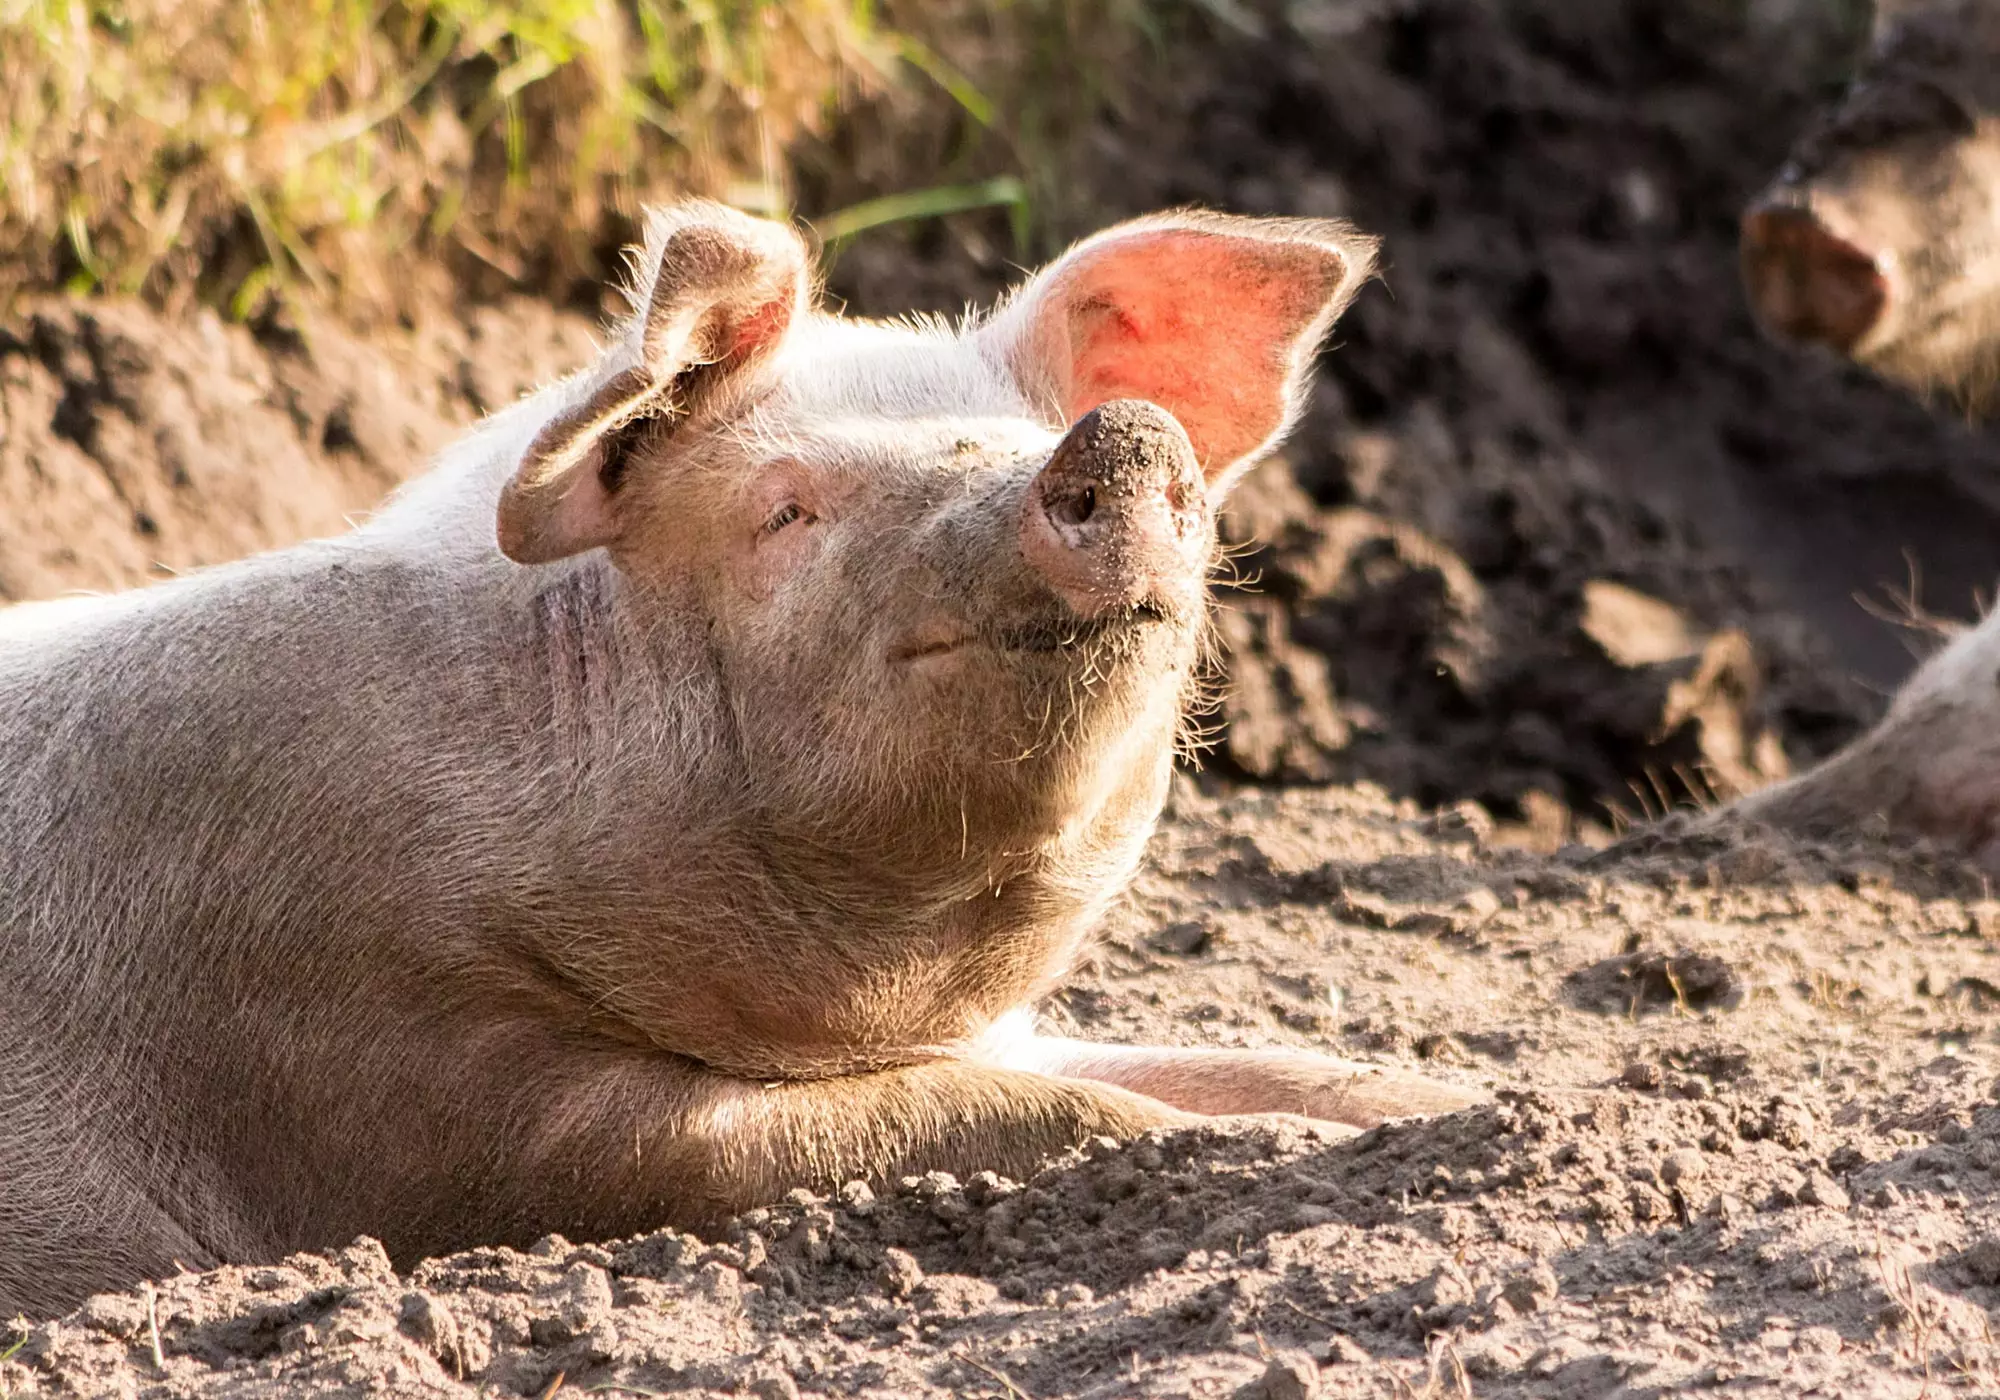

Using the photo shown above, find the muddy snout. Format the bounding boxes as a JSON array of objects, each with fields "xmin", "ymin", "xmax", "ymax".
[
  {"xmin": 1740, "ymin": 196, "xmax": 1893, "ymax": 355},
  {"xmin": 1019, "ymin": 400, "xmax": 1210, "ymax": 618}
]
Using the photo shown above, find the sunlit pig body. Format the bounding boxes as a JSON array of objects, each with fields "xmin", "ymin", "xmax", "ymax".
[{"xmin": 0, "ymin": 203, "xmax": 1475, "ymax": 1320}]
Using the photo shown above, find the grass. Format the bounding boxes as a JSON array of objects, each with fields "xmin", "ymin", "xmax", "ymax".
[{"xmin": 0, "ymin": 0, "xmax": 1165, "ymax": 322}]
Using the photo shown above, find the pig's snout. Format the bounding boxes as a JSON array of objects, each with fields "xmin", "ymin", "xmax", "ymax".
[
  {"xmin": 1740, "ymin": 199, "xmax": 1893, "ymax": 354},
  {"xmin": 1020, "ymin": 400, "xmax": 1209, "ymax": 618}
]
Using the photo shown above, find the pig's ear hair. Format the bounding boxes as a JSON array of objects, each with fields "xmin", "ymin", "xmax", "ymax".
[
  {"xmin": 981, "ymin": 211, "xmax": 1377, "ymax": 495},
  {"xmin": 497, "ymin": 202, "xmax": 810, "ymax": 564}
]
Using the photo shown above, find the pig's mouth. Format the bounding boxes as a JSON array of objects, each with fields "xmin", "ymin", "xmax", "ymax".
[{"xmin": 891, "ymin": 600, "xmax": 1177, "ymax": 666}]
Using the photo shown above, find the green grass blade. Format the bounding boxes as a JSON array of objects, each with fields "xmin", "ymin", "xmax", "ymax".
[{"xmin": 809, "ymin": 175, "xmax": 1028, "ymax": 246}]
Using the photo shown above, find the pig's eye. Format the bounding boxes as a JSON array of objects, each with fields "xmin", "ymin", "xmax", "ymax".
[{"xmin": 762, "ymin": 502, "xmax": 812, "ymax": 535}]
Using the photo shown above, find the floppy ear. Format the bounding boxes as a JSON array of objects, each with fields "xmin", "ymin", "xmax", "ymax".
[
  {"xmin": 496, "ymin": 202, "xmax": 810, "ymax": 564},
  {"xmin": 980, "ymin": 212, "xmax": 1376, "ymax": 494}
]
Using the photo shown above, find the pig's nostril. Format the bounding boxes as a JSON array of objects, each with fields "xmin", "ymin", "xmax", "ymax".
[
  {"xmin": 1741, "ymin": 205, "xmax": 1890, "ymax": 352},
  {"xmin": 1051, "ymin": 484, "xmax": 1096, "ymax": 528}
]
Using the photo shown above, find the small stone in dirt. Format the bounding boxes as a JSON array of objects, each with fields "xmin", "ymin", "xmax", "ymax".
[
  {"xmin": 747, "ymin": 1372, "xmax": 801, "ymax": 1400},
  {"xmin": 398, "ymin": 1290, "xmax": 460, "ymax": 1363},
  {"xmin": 1581, "ymin": 579, "xmax": 1698, "ymax": 667},
  {"xmin": 698, "ymin": 1262, "xmax": 743, "ymax": 1306},
  {"xmin": 1659, "ymin": 1149, "xmax": 1705, "ymax": 1187},
  {"xmin": 1236, "ymin": 1350, "xmax": 1320, "ymax": 1400},
  {"xmin": 1456, "ymin": 886, "xmax": 1502, "ymax": 919},
  {"xmin": 529, "ymin": 1263, "xmax": 617, "ymax": 1353},
  {"xmin": 1765, "ymin": 1164, "xmax": 1808, "ymax": 1209},
  {"xmin": 1502, "ymin": 1262, "xmax": 1561, "ymax": 1314},
  {"xmin": 1952, "ymin": 1238, "xmax": 2000, "ymax": 1285},
  {"xmin": 876, "ymin": 1248, "xmax": 924, "ymax": 1298},
  {"xmin": 1426, "ymin": 802, "xmax": 1494, "ymax": 844},
  {"xmin": 1620, "ymin": 1062, "xmax": 1663, "ymax": 1091},
  {"xmin": 839, "ymin": 1180, "xmax": 876, "ymax": 1216},
  {"xmin": 1798, "ymin": 1170, "xmax": 1850, "ymax": 1210},
  {"xmin": 1870, "ymin": 1182, "xmax": 1905, "ymax": 1209},
  {"xmin": 1149, "ymin": 919, "xmax": 1214, "ymax": 955},
  {"xmin": 75, "ymin": 1292, "xmax": 147, "ymax": 1337},
  {"xmin": 1760, "ymin": 1096, "xmax": 1816, "ymax": 1150}
]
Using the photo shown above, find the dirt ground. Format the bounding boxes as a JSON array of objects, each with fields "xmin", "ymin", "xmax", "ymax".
[
  {"xmin": 8, "ymin": 0, "xmax": 2000, "ymax": 1396},
  {"xmin": 11, "ymin": 793, "xmax": 2000, "ymax": 1398}
]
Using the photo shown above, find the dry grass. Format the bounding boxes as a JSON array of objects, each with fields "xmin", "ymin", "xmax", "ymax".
[{"xmin": 0, "ymin": 0, "xmax": 1157, "ymax": 321}]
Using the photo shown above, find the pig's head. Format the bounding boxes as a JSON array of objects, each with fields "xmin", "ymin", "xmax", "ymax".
[
  {"xmin": 1741, "ymin": 0, "xmax": 2000, "ymax": 407},
  {"xmin": 494, "ymin": 202, "xmax": 1372, "ymax": 893}
]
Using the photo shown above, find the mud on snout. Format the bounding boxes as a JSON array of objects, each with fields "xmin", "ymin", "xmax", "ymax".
[{"xmin": 885, "ymin": 399, "xmax": 1219, "ymax": 715}]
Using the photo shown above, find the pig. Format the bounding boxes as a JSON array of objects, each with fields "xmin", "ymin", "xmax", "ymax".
[
  {"xmin": 1733, "ymin": 1, "xmax": 2000, "ymax": 856},
  {"xmin": 0, "ymin": 201, "xmax": 1479, "ymax": 1320},
  {"xmin": 1740, "ymin": 0, "xmax": 2000, "ymax": 407},
  {"xmin": 1729, "ymin": 600, "xmax": 2000, "ymax": 861}
]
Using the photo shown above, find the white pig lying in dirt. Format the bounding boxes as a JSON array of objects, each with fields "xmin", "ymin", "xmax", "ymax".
[{"xmin": 0, "ymin": 202, "xmax": 1479, "ymax": 1319}]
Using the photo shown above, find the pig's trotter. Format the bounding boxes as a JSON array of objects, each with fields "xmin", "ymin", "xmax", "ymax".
[{"xmin": 997, "ymin": 1037, "xmax": 1485, "ymax": 1129}]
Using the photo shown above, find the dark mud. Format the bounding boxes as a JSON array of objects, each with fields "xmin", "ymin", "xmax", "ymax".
[{"xmin": 0, "ymin": 298, "xmax": 595, "ymax": 604}]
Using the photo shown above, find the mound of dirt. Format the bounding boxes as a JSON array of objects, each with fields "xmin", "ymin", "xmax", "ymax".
[
  {"xmin": 0, "ymin": 298, "xmax": 595, "ymax": 603},
  {"xmin": 10, "ymin": 781, "xmax": 2000, "ymax": 1397}
]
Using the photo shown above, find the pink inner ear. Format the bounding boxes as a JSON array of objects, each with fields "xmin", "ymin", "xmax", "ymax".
[
  {"xmin": 1051, "ymin": 232, "xmax": 1342, "ymax": 477},
  {"xmin": 724, "ymin": 295, "xmax": 794, "ymax": 363}
]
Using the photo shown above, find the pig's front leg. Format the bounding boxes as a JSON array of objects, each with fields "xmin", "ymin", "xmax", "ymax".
[
  {"xmin": 978, "ymin": 1021, "xmax": 1482, "ymax": 1129},
  {"xmin": 651, "ymin": 1059, "xmax": 1195, "ymax": 1227}
]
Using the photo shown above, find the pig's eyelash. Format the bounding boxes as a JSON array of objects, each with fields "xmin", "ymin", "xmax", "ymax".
[{"xmin": 762, "ymin": 503, "xmax": 811, "ymax": 534}]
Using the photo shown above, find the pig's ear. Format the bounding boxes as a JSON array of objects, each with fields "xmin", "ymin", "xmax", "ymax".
[
  {"xmin": 497, "ymin": 203, "xmax": 809, "ymax": 564},
  {"xmin": 982, "ymin": 212, "xmax": 1376, "ymax": 493}
]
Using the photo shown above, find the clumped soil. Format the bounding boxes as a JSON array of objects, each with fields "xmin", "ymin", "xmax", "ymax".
[
  {"xmin": 10, "ymin": 1, "xmax": 2000, "ymax": 1396},
  {"xmin": 12, "ymin": 786, "xmax": 2000, "ymax": 1398}
]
